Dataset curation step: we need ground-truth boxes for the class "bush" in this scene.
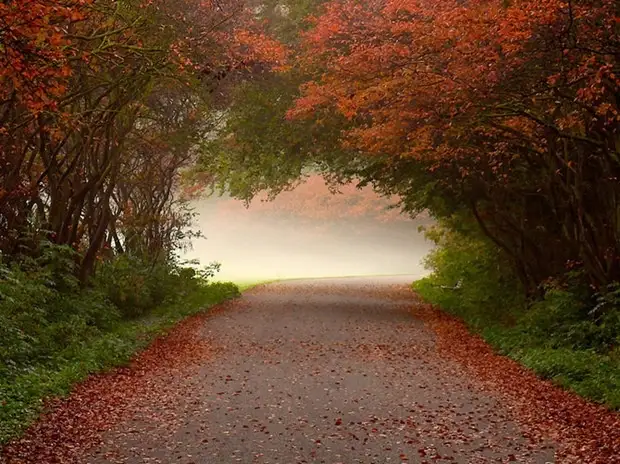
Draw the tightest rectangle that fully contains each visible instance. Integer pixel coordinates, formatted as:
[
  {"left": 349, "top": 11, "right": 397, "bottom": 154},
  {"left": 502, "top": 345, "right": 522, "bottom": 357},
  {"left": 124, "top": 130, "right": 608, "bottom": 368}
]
[
  {"left": 0, "top": 244, "right": 239, "bottom": 444},
  {"left": 416, "top": 224, "right": 526, "bottom": 328},
  {"left": 520, "top": 287, "right": 620, "bottom": 352},
  {"left": 94, "top": 255, "right": 225, "bottom": 318},
  {"left": 0, "top": 260, "right": 119, "bottom": 377},
  {"left": 414, "top": 223, "right": 620, "bottom": 409},
  {"left": 95, "top": 255, "right": 159, "bottom": 318}
]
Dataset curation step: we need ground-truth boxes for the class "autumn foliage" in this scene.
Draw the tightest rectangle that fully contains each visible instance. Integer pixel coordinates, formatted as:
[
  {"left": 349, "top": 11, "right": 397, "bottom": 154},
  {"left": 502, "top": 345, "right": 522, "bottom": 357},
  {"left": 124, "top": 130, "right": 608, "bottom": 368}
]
[
  {"left": 189, "top": 0, "right": 620, "bottom": 410},
  {"left": 0, "top": 0, "right": 288, "bottom": 444},
  {"left": 0, "top": 0, "right": 83, "bottom": 111},
  {"left": 287, "top": 0, "right": 619, "bottom": 294},
  {"left": 215, "top": 175, "right": 407, "bottom": 222},
  {"left": 0, "top": 0, "right": 286, "bottom": 280}
]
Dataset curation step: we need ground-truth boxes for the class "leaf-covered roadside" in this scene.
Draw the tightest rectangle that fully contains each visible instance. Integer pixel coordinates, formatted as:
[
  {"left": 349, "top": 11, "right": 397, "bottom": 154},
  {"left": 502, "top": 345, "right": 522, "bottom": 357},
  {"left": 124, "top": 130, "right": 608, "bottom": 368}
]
[
  {"left": 0, "top": 290, "right": 237, "bottom": 464},
  {"left": 0, "top": 250, "right": 239, "bottom": 447},
  {"left": 411, "top": 301, "right": 620, "bottom": 464},
  {"left": 414, "top": 224, "right": 620, "bottom": 410}
]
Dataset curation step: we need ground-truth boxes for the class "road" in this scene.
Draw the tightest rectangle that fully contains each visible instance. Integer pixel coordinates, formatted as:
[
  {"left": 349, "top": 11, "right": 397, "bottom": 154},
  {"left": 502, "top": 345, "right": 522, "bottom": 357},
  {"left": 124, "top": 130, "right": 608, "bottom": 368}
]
[{"left": 83, "top": 277, "right": 556, "bottom": 463}]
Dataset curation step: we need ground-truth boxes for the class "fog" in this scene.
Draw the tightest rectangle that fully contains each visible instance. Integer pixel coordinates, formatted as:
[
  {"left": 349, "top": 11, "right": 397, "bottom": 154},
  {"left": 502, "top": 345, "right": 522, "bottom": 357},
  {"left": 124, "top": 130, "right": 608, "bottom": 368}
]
[{"left": 182, "top": 184, "right": 435, "bottom": 283}]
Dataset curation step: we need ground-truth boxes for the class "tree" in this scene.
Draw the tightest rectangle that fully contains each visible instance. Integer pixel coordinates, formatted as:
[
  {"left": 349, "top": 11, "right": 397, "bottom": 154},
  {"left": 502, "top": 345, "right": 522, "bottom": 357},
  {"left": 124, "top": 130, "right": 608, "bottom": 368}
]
[
  {"left": 0, "top": 0, "right": 287, "bottom": 281},
  {"left": 286, "top": 0, "right": 619, "bottom": 292},
  {"left": 214, "top": 174, "right": 408, "bottom": 222}
]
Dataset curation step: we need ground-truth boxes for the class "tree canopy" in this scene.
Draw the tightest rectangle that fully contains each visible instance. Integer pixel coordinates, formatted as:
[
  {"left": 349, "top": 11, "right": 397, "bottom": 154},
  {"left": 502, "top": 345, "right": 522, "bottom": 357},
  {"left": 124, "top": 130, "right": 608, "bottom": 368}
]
[
  {"left": 0, "top": 0, "right": 285, "bottom": 280},
  {"left": 197, "top": 0, "right": 619, "bottom": 296},
  {"left": 2, "top": 0, "right": 619, "bottom": 295}
]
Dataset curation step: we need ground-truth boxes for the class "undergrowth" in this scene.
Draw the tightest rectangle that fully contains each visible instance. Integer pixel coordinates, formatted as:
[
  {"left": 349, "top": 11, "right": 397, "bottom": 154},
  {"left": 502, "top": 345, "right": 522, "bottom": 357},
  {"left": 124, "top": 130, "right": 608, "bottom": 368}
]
[
  {"left": 0, "top": 244, "right": 239, "bottom": 445},
  {"left": 414, "top": 226, "right": 620, "bottom": 409}
]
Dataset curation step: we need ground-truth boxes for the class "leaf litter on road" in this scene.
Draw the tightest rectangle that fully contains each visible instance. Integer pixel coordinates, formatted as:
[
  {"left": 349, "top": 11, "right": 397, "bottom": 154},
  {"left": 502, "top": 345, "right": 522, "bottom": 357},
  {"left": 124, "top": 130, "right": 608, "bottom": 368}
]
[{"left": 2, "top": 278, "right": 618, "bottom": 464}]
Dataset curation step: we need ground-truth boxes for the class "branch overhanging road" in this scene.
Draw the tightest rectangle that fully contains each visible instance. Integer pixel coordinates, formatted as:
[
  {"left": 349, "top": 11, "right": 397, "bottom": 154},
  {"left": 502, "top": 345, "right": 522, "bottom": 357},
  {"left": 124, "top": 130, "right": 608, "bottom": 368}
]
[{"left": 4, "top": 277, "right": 619, "bottom": 463}]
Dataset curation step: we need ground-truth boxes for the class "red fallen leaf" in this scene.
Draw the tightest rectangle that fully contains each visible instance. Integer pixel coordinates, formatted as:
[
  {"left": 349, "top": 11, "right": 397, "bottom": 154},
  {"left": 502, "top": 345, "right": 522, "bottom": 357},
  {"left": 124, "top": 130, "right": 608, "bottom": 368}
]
[
  {"left": 1, "top": 300, "right": 236, "bottom": 463},
  {"left": 413, "top": 302, "right": 620, "bottom": 464},
  {"left": 335, "top": 418, "right": 342, "bottom": 426}
]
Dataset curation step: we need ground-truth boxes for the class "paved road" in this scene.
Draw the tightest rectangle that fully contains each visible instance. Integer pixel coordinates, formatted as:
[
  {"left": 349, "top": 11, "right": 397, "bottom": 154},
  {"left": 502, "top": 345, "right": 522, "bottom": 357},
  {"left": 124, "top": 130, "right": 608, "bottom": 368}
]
[{"left": 86, "top": 277, "right": 555, "bottom": 463}]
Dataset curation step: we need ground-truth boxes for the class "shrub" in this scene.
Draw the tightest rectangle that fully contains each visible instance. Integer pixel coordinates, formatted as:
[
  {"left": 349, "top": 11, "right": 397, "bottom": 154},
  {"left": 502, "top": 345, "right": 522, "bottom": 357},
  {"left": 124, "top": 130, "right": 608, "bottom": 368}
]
[
  {"left": 416, "top": 223, "right": 526, "bottom": 328},
  {"left": 0, "top": 261, "right": 120, "bottom": 377},
  {"left": 415, "top": 222, "right": 620, "bottom": 409},
  {"left": 0, "top": 248, "right": 239, "bottom": 445},
  {"left": 95, "top": 255, "right": 157, "bottom": 318}
]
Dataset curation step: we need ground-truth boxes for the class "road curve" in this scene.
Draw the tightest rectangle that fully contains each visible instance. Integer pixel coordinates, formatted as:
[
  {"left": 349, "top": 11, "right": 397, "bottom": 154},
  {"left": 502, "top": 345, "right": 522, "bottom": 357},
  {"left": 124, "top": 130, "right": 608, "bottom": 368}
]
[{"left": 82, "top": 276, "right": 555, "bottom": 464}]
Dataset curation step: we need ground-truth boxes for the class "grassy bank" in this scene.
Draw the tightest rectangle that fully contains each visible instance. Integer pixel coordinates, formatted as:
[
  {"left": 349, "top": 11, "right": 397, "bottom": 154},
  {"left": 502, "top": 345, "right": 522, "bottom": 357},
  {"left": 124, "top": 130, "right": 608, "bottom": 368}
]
[
  {"left": 0, "top": 249, "right": 239, "bottom": 445},
  {"left": 414, "top": 227, "right": 620, "bottom": 409},
  {"left": 234, "top": 280, "right": 277, "bottom": 292}
]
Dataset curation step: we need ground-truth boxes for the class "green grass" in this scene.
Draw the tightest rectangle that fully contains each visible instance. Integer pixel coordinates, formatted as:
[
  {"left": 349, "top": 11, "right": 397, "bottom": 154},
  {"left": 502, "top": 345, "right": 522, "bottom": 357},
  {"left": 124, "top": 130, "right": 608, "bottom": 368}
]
[
  {"left": 234, "top": 279, "right": 278, "bottom": 292},
  {"left": 412, "top": 223, "right": 620, "bottom": 409},
  {"left": 414, "top": 277, "right": 620, "bottom": 410},
  {"left": 0, "top": 281, "right": 240, "bottom": 445}
]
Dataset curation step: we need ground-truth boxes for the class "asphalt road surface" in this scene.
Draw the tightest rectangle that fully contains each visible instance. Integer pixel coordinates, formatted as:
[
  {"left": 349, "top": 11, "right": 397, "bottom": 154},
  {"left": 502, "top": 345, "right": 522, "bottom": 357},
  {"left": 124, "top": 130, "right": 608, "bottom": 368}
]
[{"left": 84, "top": 277, "right": 555, "bottom": 464}]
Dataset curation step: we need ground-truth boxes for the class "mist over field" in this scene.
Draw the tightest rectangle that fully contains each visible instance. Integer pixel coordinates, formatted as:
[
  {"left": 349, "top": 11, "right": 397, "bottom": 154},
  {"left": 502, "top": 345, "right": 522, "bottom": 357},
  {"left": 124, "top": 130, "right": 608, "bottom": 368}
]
[{"left": 182, "top": 181, "right": 435, "bottom": 282}]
